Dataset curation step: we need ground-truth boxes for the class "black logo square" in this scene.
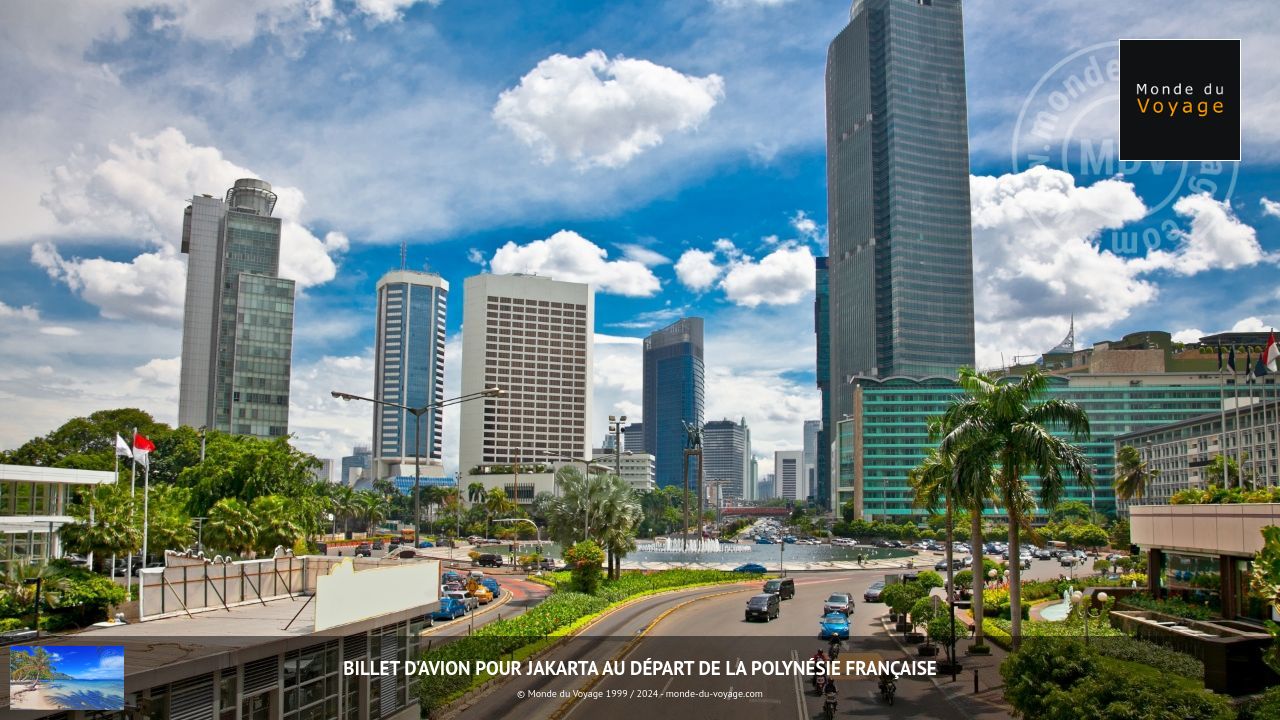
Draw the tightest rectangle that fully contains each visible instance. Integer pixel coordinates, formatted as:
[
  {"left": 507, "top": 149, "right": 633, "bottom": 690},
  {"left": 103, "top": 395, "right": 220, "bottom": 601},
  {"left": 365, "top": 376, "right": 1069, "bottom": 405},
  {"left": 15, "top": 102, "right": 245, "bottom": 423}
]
[{"left": 1119, "top": 39, "right": 1240, "bottom": 161}]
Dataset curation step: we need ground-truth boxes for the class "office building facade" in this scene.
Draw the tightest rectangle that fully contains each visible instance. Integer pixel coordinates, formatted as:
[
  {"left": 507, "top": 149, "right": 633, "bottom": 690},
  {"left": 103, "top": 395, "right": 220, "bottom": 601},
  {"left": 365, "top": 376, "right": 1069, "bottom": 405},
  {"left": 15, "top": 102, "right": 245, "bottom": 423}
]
[
  {"left": 774, "top": 450, "right": 803, "bottom": 502},
  {"left": 0, "top": 464, "right": 114, "bottom": 570},
  {"left": 703, "top": 418, "right": 751, "bottom": 501},
  {"left": 815, "top": 256, "right": 832, "bottom": 509},
  {"left": 179, "top": 178, "right": 295, "bottom": 439},
  {"left": 643, "top": 318, "right": 705, "bottom": 489},
  {"left": 458, "top": 274, "right": 593, "bottom": 474},
  {"left": 803, "top": 419, "right": 821, "bottom": 502},
  {"left": 592, "top": 452, "right": 658, "bottom": 493},
  {"left": 622, "top": 422, "right": 645, "bottom": 453},
  {"left": 372, "top": 270, "right": 449, "bottom": 476},
  {"left": 341, "top": 445, "right": 372, "bottom": 487},
  {"left": 823, "top": 0, "right": 976, "bottom": 460}
]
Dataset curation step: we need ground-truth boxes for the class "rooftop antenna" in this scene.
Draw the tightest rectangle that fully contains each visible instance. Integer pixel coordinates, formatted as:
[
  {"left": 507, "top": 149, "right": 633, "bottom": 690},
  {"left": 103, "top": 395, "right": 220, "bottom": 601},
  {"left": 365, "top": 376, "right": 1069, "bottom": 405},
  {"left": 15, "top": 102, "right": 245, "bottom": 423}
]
[{"left": 399, "top": 239, "right": 407, "bottom": 271}]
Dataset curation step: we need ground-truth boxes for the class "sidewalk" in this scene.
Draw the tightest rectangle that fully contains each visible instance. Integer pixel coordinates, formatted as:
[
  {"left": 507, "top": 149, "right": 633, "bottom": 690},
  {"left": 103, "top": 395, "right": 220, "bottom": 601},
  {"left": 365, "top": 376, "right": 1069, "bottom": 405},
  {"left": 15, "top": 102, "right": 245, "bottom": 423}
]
[{"left": 880, "top": 605, "right": 1014, "bottom": 720}]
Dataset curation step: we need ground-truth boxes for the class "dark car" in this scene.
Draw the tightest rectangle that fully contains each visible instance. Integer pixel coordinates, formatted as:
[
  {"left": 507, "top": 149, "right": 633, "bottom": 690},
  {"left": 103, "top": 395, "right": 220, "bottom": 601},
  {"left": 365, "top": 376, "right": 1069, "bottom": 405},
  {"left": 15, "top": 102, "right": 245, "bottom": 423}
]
[
  {"left": 823, "top": 592, "right": 854, "bottom": 616},
  {"left": 863, "top": 581, "right": 886, "bottom": 602},
  {"left": 355, "top": 543, "right": 373, "bottom": 557},
  {"left": 476, "top": 554, "right": 504, "bottom": 568},
  {"left": 935, "top": 558, "right": 963, "bottom": 571},
  {"left": 733, "top": 563, "right": 768, "bottom": 574},
  {"left": 745, "top": 593, "right": 780, "bottom": 622},
  {"left": 763, "top": 577, "right": 795, "bottom": 600}
]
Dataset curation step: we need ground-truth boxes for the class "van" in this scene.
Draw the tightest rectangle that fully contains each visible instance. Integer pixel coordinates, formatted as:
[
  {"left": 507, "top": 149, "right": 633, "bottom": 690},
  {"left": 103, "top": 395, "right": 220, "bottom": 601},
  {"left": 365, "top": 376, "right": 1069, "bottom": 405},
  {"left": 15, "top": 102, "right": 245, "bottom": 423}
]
[
  {"left": 745, "top": 593, "right": 780, "bottom": 622},
  {"left": 763, "top": 577, "right": 795, "bottom": 600}
]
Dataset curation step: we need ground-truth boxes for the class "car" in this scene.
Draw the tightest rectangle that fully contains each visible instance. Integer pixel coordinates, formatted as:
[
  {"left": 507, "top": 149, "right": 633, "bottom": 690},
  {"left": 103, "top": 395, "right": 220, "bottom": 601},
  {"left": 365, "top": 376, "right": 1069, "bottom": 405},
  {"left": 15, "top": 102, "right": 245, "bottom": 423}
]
[
  {"left": 442, "top": 570, "right": 465, "bottom": 583},
  {"left": 355, "top": 543, "right": 373, "bottom": 557},
  {"left": 745, "top": 593, "right": 780, "bottom": 622},
  {"left": 1060, "top": 555, "right": 1080, "bottom": 567},
  {"left": 63, "top": 553, "right": 89, "bottom": 567},
  {"left": 470, "top": 584, "right": 494, "bottom": 604},
  {"left": 733, "top": 563, "right": 768, "bottom": 574},
  {"left": 823, "top": 592, "right": 854, "bottom": 616},
  {"left": 372, "top": 541, "right": 384, "bottom": 551},
  {"left": 475, "top": 554, "right": 504, "bottom": 568},
  {"left": 418, "top": 540, "right": 435, "bottom": 548},
  {"left": 935, "top": 558, "right": 964, "bottom": 571},
  {"left": 132, "top": 561, "right": 165, "bottom": 576},
  {"left": 538, "top": 558, "right": 558, "bottom": 571},
  {"left": 444, "top": 590, "right": 479, "bottom": 611},
  {"left": 755, "top": 536, "right": 775, "bottom": 544},
  {"left": 1035, "top": 549, "right": 1052, "bottom": 560},
  {"left": 432, "top": 597, "right": 467, "bottom": 621},
  {"left": 480, "top": 577, "right": 501, "bottom": 595},
  {"left": 819, "top": 612, "right": 851, "bottom": 639},
  {"left": 441, "top": 582, "right": 463, "bottom": 593},
  {"left": 763, "top": 577, "right": 795, "bottom": 600},
  {"left": 863, "top": 581, "right": 886, "bottom": 602}
]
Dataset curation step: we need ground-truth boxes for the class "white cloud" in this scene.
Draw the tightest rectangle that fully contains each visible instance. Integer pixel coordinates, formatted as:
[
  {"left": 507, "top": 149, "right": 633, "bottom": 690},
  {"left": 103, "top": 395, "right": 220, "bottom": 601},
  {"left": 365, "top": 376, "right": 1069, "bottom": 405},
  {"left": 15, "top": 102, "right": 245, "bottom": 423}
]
[
  {"left": 618, "top": 243, "right": 671, "bottom": 267},
  {"left": 711, "top": 0, "right": 796, "bottom": 7},
  {"left": 353, "top": 0, "right": 439, "bottom": 24},
  {"left": 32, "top": 243, "right": 188, "bottom": 326},
  {"left": 493, "top": 50, "right": 725, "bottom": 169},
  {"left": 1262, "top": 198, "right": 1280, "bottom": 219},
  {"left": 288, "top": 351, "right": 376, "bottom": 461},
  {"left": 607, "top": 304, "right": 691, "bottom": 330},
  {"left": 969, "top": 166, "right": 1153, "bottom": 367},
  {"left": 1171, "top": 328, "right": 1204, "bottom": 344},
  {"left": 1231, "top": 317, "right": 1269, "bottom": 333},
  {"left": 35, "top": 128, "right": 347, "bottom": 322},
  {"left": 720, "top": 244, "right": 816, "bottom": 307},
  {"left": 489, "top": 230, "right": 660, "bottom": 297},
  {"left": 790, "top": 210, "right": 822, "bottom": 246},
  {"left": 134, "top": 356, "right": 180, "bottom": 385},
  {"left": 1134, "top": 195, "right": 1263, "bottom": 276},
  {"left": 0, "top": 302, "right": 39, "bottom": 322},
  {"left": 466, "top": 248, "right": 487, "bottom": 267},
  {"left": 78, "top": 652, "right": 125, "bottom": 680},
  {"left": 674, "top": 249, "right": 723, "bottom": 292},
  {"left": 39, "top": 326, "right": 80, "bottom": 337}
]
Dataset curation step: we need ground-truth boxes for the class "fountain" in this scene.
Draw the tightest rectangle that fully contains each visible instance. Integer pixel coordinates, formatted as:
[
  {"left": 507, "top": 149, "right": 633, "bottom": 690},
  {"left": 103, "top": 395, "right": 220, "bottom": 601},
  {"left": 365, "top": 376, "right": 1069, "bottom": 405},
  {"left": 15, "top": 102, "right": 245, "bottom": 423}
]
[
  {"left": 635, "top": 537, "right": 751, "bottom": 553},
  {"left": 1040, "top": 586, "right": 1074, "bottom": 622}
]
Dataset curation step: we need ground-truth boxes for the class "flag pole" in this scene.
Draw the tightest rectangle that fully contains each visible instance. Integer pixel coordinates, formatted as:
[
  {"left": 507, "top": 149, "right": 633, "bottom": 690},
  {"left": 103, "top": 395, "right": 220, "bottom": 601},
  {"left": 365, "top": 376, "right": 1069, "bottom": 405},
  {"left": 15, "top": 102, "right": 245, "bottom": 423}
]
[
  {"left": 127, "top": 427, "right": 137, "bottom": 596},
  {"left": 1232, "top": 347, "right": 1242, "bottom": 490},
  {"left": 142, "top": 460, "right": 150, "bottom": 576},
  {"left": 1218, "top": 344, "right": 1227, "bottom": 490}
]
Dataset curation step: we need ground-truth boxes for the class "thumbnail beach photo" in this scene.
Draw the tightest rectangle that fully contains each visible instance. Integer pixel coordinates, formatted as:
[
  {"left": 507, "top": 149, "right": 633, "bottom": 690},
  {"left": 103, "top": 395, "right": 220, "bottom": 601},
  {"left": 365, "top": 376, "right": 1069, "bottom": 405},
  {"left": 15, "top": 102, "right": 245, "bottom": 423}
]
[{"left": 8, "top": 646, "right": 125, "bottom": 711}]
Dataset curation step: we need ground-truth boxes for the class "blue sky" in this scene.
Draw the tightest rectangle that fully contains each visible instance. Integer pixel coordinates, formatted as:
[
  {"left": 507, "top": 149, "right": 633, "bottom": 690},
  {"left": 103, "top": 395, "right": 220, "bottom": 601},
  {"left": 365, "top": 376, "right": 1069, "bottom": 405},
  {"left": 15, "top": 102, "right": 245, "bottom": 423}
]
[
  {"left": 1, "top": 0, "right": 1279, "bottom": 475},
  {"left": 10, "top": 646, "right": 125, "bottom": 681}
]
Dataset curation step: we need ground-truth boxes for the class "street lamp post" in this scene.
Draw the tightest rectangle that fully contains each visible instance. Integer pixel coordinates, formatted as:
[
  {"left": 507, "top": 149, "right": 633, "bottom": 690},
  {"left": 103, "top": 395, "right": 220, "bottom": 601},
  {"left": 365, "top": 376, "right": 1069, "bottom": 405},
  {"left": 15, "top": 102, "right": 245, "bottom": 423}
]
[
  {"left": 608, "top": 415, "right": 627, "bottom": 479},
  {"left": 332, "top": 386, "right": 502, "bottom": 549},
  {"left": 1072, "top": 591, "right": 1108, "bottom": 645},
  {"left": 23, "top": 577, "right": 41, "bottom": 639}
]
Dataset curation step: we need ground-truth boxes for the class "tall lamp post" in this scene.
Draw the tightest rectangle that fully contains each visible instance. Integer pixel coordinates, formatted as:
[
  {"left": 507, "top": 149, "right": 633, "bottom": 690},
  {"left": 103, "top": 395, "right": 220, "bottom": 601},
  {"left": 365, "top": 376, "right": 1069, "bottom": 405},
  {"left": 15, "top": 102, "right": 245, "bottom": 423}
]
[
  {"left": 23, "top": 577, "right": 42, "bottom": 639},
  {"left": 332, "top": 386, "right": 502, "bottom": 548},
  {"left": 1071, "top": 590, "right": 1108, "bottom": 645},
  {"left": 607, "top": 415, "right": 627, "bottom": 479}
]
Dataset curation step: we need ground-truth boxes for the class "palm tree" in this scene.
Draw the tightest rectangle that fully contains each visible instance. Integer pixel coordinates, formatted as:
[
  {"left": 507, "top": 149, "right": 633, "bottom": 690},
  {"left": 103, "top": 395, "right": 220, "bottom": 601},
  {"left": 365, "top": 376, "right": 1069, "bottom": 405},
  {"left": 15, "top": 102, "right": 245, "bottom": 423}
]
[
  {"left": 330, "top": 485, "right": 357, "bottom": 536},
  {"left": 595, "top": 475, "right": 641, "bottom": 579},
  {"left": 250, "top": 494, "right": 304, "bottom": 554},
  {"left": 938, "top": 368, "right": 1093, "bottom": 648},
  {"left": 908, "top": 445, "right": 966, "bottom": 651},
  {"left": 10, "top": 646, "right": 56, "bottom": 688},
  {"left": 1114, "top": 445, "right": 1158, "bottom": 502},
  {"left": 483, "top": 488, "right": 517, "bottom": 538},
  {"left": 467, "top": 481, "right": 487, "bottom": 506},
  {"left": 60, "top": 482, "right": 140, "bottom": 570},
  {"left": 355, "top": 491, "right": 389, "bottom": 532},
  {"left": 204, "top": 498, "right": 258, "bottom": 557}
]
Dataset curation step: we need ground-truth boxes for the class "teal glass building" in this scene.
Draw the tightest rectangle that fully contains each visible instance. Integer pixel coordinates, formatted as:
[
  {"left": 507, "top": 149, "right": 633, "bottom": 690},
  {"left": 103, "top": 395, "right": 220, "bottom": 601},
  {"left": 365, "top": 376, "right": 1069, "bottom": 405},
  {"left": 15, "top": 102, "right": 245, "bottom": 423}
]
[
  {"left": 643, "top": 318, "right": 705, "bottom": 489},
  {"left": 815, "top": 257, "right": 832, "bottom": 508},
  {"left": 836, "top": 376, "right": 1227, "bottom": 521}
]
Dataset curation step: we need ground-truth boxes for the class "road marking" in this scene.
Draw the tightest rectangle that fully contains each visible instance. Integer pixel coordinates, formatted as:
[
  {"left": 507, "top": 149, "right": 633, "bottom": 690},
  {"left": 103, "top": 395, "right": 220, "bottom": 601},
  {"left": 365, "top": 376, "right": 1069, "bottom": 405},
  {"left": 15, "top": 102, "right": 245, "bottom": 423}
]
[{"left": 790, "top": 649, "right": 806, "bottom": 720}]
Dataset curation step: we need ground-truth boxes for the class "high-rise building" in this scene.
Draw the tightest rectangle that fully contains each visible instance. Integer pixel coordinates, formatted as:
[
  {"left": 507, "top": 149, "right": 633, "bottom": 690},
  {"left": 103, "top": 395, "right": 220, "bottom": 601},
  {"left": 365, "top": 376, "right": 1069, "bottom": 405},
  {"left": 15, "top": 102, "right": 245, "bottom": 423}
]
[
  {"left": 372, "top": 270, "right": 448, "bottom": 477},
  {"left": 622, "top": 422, "right": 645, "bottom": 453},
  {"left": 458, "top": 274, "right": 593, "bottom": 474},
  {"left": 341, "top": 445, "right": 372, "bottom": 487},
  {"left": 311, "top": 458, "right": 335, "bottom": 484},
  {"left": 758, "top": 473, "right": 775, "bottom": 501},
  {"left": 703, "top": 418, "right": 751, "bottom": 501},
  {"left": 643, "top": 318, "right": 705, "bottom": 489},
  {"left": 748, "top": 456, "right": 759, "bottom": 502},
  {"left": 814, "top": 257, "right": 832, "bottom": 508},
  {"left": 824, "top": 0, "right": 976, "bottom": 445},
  {"left": 178, "top": 178, "right": 295, "bottom": 438},
  {"left": 774, "top": 450, "right": 803, "bottom": 501},
  {"left": 803, "top": 419, "right": 821, "bottom": 501}
]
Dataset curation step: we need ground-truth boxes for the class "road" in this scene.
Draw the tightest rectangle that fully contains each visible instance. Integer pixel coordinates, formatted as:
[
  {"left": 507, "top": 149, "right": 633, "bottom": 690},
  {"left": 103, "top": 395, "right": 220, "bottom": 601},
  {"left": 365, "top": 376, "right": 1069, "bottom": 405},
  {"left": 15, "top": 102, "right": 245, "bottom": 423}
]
[{"left": 439, "top": 556, "right": 1091, "bottom": 720}]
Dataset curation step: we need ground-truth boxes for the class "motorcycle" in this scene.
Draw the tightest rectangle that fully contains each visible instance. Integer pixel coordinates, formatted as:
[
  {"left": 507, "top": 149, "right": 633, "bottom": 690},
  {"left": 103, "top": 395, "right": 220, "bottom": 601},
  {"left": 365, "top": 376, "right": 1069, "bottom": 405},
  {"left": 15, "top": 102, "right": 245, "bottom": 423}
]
[
  {"left": 822, "top": 690, "right": 838, "bottom": 720},
  {"left": 828, "top": 639, "right": 842, "bottom": 660},
  {"left": 878, "top": 675, "right": 896, "bottom": 706},
  {"left": 813, "top": 672, "right": 829, "bottom": 694}
]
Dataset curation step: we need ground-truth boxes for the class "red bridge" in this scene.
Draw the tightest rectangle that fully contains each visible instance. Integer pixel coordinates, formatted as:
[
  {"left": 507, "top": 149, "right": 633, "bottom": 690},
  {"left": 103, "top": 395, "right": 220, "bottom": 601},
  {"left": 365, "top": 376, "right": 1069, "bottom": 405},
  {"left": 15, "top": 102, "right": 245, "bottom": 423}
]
[{"left": 719, "top": 506, "right": 790, "bottom": 517}]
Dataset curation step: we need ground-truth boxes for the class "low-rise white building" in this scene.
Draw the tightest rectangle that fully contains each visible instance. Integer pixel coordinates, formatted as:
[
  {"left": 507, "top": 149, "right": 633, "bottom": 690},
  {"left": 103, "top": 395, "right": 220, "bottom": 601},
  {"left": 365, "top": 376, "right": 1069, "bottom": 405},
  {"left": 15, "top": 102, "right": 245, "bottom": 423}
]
[
  {"left": 0, "top": 463, "right": 115, "bottom": 567},
  {"left": 591, "top": 452, "right": 656, "bottom": 493}
]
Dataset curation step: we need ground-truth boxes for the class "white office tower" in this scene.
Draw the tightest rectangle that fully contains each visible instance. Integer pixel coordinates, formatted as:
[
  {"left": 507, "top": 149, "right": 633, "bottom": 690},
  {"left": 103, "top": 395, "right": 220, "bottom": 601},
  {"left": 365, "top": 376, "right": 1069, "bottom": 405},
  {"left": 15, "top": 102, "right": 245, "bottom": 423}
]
[
  {"left": 774, "top": 450, "right": 803, "bottom": 501},
  {"left": 458, "top": 274, "right": 594, "bottom": 475},
  {"left": 372, "top": 270, "right": 449, "bottom": 480}
]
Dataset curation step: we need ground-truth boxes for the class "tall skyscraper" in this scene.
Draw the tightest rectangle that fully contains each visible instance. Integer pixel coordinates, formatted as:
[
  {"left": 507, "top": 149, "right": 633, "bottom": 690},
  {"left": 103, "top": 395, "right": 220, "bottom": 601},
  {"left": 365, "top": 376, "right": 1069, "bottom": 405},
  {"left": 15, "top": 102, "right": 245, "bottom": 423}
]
[
  {"left": 458, "top": 274, "right": 593, "bottom": 474},
  {"left": 703, "top": 418, "right": 751, "bottom": 501},
  {"left": 748, "top": 456, "right": 759, "bottom": 502},
  {"left": 803, "top": 419, "right": 822, "bottom": 501},
  {"left": 178, "top": 178, "right": 295, "bottom": 439},
  {"left": 774, "top": 450, "right": 803, "bottom": 501},
  {"left": 824, "top": 0, "right": 976, "bottom": 432},
  {"left": 622, "top": 422, "right": 645, "bottom": 453},
  {"left": 643, "top": 318, "right": 705, "bottom": 489},
  {"left": 372, "top": 270, "right": 448, "bottom": 476},
  {"left": 815, "top": 256, "right": 832, "bottom": 508}
]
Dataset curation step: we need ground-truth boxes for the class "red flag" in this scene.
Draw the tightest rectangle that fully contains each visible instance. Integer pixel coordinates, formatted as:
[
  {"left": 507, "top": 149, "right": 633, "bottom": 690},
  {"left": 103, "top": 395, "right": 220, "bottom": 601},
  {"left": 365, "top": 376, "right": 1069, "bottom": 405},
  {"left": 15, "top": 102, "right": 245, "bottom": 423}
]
[{"left": 133, "top": 433, "right": 156, "bottom": 468}]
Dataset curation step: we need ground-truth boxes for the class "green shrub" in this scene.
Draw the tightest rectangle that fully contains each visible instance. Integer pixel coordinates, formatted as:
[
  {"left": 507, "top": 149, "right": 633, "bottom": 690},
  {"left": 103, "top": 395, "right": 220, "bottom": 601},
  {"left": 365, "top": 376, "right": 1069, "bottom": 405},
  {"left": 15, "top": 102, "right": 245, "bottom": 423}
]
[
  {"left": 909, "top": 597, "right": 936, "bottom": 630},
  {"left": 562, "top": 541, "right": 605, "bottom": 594},
  {"left": 927, "top": 612, "right": 958, "bottom": 647},
  {"left": 1051, "top": 669, "right": 1233, "bottom": 720},
  {"left": 1001, "top": 639, "right": 1100, "bottom": 718},
  {"left": 1090, "top": 637, "right": 1203, "bottom": 680},
  {"left": 914, "top": 570, "right": 944, "bottom": 590},
  {"left": 1118, "top": 592, "right": 1215, "bottom": 621},
  {"left": 1238, "top": 685, "right": 1280, "bottom": 720},
  {"left": 0, "top": 617, "right": 25, "bottom": 632}
]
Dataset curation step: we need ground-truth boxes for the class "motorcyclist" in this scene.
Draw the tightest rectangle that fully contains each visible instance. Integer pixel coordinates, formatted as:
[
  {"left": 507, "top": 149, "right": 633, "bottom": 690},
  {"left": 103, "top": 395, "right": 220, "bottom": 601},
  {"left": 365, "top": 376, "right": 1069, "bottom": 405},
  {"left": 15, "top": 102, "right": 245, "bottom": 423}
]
[
  {"left": 822, "top": 678, "right": 838, "bottom": 717},
  {"left": 828, "top": 636, "right": 843, "bottom": 659},
  {"left": 811, "top": 649, "right": 827, "bottom": 691},
  {"left": 878, "top": 672, "right": 897, "bottom": 697}
]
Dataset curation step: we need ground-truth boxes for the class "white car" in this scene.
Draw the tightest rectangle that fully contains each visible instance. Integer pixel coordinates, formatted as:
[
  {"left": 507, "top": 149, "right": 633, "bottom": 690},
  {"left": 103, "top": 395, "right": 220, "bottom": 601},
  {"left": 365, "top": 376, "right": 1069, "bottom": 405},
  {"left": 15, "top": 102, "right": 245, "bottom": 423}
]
[{"left": 445, "top": 590, "right": 479, "bottom": 611}]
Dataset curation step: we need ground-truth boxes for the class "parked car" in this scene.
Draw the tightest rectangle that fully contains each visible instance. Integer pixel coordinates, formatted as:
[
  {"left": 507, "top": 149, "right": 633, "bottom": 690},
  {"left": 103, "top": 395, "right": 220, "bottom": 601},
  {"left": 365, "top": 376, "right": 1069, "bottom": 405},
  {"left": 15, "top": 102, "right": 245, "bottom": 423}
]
[
  {"left": 355, "top": 543, "right": 373, "bottom": 557},
  {"left": 1060, "top": 555, "right": 1080, "bottom": 567},
  {"left": 823, "top": 592, "right": 854, "bottom": 616},
  {"left": 1035, "top": 549, "right": 1053, "bottom": 560},
  {"left": 819, "top": 612, "right": 850, "bottom": 639},
  {"left": 763, "top": 577, "right": 795, "bottom": 600},
  {"left": 863, "top": 581, "right": 886, "bottom": 603},
  {"left": 744, "top": 593, "right": 780, "bottom": 622},
  {"left": 372, "top": 540, "right": 384, "bottom": 551},
  {"left": 733, "top": 563, "right": 769, "bottom": 574},
  {"left": 444, "top": 590, "right": 479, "bottom": 611},
  {"left": 475, "top": 553, "right": 504, "bottom": 568},
  {"left": 432, "top": 597, "right": 467, "bottom": 621},
  {"left": 132, "top": 561, "right": 165, "bottom": 576},
  {"left": 538, "top": 558, "right": 558, "bottom": 571},
  {"left": 935, "top": 558, "right": 964, "bottom": 571},
  {"left": 419, "top": 540, "right": 435, "bottom": 548}
]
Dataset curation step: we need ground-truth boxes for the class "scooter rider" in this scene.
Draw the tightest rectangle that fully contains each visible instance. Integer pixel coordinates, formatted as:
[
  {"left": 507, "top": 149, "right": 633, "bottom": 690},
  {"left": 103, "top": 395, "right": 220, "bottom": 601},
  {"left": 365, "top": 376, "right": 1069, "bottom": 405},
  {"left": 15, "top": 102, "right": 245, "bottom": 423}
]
[
  {"left": 828, "top": 635, "right": 843, "bottom": 659},
  {"left": 822, "top": 678, "right": 838, "bottom": 717},
  {"left": 811, "top": 649, "right": 828, "bottom": 691}
]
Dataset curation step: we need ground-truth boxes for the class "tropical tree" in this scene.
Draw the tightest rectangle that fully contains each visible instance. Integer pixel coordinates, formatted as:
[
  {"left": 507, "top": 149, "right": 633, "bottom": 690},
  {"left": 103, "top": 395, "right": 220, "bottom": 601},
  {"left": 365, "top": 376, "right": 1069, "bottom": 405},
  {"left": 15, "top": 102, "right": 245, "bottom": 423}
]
[
  {"left": 483, "top": 488, "right": 518, "bottom": 538},
  {"left": 143, "top": 484, "right": 196, "bottom": 555},
  {"left": 250, "top": 494, "right": 304, "bottom": 554},
  {"left": 937, "top": 368, "right": 1093, "bottom": 648},
  {"left": 10, "top": 646, "right": 56, "bottom": 686},
  {"left": 329, "top": 484, "right": 357, "bottom": 535},
  {"left": 204, "top": 498, "right": 258, "bottom": 557},
  {"left": 60, "top": 482, "right": 140, "bottom": 571},
  {"left": 467, "top": 481, "right": 487, "bottom": 506},
  {"left": 1114, "top": 445, "right": 1158, "bottom": 502},
  {"left": 595, "top": 475, "right": 642, "bottom": 579},
  {"left": 355, "top": 491, "right": 389, "bottom": 532}
]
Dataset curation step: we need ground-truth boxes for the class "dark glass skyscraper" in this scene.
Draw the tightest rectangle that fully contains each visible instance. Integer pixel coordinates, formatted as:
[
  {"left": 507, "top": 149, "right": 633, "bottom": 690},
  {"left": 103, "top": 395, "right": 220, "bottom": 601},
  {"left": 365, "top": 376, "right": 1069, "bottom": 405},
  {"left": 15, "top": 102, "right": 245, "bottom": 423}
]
[
  {"left": 643, "top": 318, "right": 705, "bottom": 489},
  {"left": 373, "top": 270, "right": 448, "bottom": 466},
  {"left": 815, "top": 256, "right": 831, "bottom": 508},
  {"left": 824, "top": 0, "right": 976, "bottom": 442}
]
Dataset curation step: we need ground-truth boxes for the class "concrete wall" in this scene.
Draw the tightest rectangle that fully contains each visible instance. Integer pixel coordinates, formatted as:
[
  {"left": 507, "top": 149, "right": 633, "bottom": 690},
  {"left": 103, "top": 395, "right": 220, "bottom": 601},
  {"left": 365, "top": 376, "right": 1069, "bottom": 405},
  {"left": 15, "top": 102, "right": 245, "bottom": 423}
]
[{"left": 1130, "top": 503, "right": 1280, "bottom": 556}]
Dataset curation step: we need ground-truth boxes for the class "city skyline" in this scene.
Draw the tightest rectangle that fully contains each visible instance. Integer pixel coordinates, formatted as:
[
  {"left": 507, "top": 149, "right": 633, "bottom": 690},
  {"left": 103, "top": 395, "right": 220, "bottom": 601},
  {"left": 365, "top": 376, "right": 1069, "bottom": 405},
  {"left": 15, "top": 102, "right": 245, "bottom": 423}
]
[{"left": 2, "top": 2, "right": 1280, "bottom": 480}]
